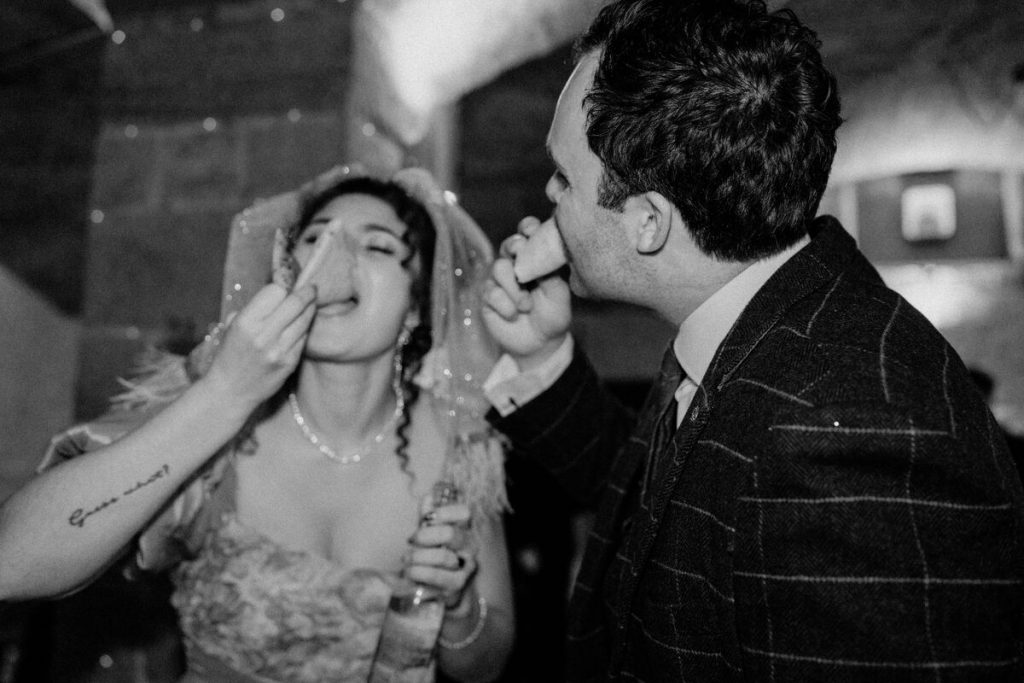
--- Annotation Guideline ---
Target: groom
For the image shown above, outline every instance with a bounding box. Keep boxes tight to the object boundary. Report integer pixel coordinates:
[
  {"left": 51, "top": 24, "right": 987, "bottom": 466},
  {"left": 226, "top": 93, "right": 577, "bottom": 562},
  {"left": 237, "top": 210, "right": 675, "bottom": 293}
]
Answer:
[{"left": 481, "top": 0, "right": 1024, "bottom": 681}]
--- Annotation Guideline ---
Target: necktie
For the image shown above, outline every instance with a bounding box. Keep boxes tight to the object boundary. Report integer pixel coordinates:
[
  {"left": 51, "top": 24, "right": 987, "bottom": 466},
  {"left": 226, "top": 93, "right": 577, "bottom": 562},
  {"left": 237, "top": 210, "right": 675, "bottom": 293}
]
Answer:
[{"left": 643, "top": 346, "right": 685, "bottom": 502}]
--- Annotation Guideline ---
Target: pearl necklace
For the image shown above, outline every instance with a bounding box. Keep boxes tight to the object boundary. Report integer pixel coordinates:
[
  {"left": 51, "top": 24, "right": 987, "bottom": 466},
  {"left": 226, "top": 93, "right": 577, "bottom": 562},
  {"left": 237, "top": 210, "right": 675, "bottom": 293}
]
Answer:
[{"left": 288, "top": 392, "right": 401, "bottom": 465}]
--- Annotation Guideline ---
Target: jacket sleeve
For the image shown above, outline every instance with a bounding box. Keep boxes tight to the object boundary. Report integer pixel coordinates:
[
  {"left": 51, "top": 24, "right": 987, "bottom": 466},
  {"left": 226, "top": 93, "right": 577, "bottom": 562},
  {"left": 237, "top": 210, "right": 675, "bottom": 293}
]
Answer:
[{"left": 489, "top": 348, "right": 638, "bottom": 507}]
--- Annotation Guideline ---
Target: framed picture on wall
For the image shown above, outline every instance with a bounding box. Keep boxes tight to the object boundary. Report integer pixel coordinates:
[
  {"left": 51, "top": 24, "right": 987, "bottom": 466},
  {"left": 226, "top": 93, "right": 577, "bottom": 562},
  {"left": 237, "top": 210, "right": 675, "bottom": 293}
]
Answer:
[{"left": 901, "top": 183, "right": 956, "bottom": 242}]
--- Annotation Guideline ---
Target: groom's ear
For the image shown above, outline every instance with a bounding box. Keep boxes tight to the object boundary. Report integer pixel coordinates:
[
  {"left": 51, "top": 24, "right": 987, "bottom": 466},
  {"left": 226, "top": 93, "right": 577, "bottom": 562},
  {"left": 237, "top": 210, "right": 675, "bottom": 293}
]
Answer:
[{"left": 626, "top": 191, "right": 676, "bottom": 255}]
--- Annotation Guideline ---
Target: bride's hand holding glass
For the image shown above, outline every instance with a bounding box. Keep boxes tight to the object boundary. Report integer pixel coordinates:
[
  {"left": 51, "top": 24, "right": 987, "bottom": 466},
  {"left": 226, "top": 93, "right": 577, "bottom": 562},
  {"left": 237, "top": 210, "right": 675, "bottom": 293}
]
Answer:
[{"left": 403, "top": 495, "right": 477, "bottom": 612}]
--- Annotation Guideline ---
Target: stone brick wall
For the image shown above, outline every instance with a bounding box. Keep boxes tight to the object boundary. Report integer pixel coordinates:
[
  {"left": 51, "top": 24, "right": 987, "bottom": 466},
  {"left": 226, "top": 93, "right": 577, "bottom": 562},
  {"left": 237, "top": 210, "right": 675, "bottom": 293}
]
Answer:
[
  {"left": 78, "top": 0, "right": 356, "bottom": 420},
  {"left": 458, "top": 47, "right": 572, "bottom": 243},
  {"left": 79, "top": 111, "right": 350, "bottom": 418}
]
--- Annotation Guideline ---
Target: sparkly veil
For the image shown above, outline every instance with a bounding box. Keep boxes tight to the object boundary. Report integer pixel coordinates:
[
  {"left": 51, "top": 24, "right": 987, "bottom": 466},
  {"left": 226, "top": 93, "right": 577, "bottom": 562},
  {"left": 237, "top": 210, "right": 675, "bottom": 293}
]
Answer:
[
  {"left": 392, "top": 167, "right": 507, "bottom": 519},
  {"left": 115, "top": 164, "right": 507, "bottom": 519}
]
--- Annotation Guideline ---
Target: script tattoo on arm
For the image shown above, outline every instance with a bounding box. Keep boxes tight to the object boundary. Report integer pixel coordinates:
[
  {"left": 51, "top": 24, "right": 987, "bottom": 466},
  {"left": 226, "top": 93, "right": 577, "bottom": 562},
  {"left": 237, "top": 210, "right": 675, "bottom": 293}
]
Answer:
[{"left": 67, "top": 464, "right": 171, "bottom": 529}]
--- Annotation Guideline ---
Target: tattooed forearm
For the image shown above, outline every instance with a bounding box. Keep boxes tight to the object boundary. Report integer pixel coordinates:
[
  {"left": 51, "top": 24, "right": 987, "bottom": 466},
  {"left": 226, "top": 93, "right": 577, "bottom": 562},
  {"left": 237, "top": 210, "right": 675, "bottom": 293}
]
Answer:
[
  {"left": 68, "top": 496, "right": 119, "bottom": 528},
  {"left": 122, "top": 463, "right": 171, "bottom": 496},
  {"left": 67, "top": 464, "right": 171, "bottom": 528}
]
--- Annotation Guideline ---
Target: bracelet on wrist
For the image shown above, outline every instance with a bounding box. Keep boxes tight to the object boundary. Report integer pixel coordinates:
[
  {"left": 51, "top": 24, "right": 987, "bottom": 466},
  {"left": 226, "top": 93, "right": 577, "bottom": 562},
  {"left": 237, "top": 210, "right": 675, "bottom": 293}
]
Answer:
[{"left": 438, "top": 596, "right": 487, "bottom": 650}]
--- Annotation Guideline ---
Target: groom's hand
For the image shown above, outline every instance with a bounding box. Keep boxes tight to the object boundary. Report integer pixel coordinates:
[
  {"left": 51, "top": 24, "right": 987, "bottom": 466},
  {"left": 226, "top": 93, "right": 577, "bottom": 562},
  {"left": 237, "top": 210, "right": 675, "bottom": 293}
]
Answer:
[{"left": 481, "top": 217, "right": 572, "bottom": 371}]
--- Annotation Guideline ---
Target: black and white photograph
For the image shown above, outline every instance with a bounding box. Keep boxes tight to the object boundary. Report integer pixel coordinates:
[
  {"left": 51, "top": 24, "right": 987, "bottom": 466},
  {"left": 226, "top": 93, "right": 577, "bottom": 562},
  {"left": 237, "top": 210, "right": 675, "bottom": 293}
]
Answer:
[{"left": 2, "top": 1, "right": 1024, "bottom": 681}]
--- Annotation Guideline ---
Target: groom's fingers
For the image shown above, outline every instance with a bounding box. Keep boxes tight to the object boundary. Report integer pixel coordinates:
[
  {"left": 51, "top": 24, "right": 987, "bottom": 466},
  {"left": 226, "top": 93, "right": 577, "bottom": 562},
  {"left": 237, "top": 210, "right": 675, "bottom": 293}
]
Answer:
[
  {"left": 499, "top": 233, "right": 527, "bottom": 260},
  {"left": 483, "top": 277, "right": 519, "bottom": 320},
  {"left": 491, "top": 258, "right": 532, "bottom": 314},
  {"left": 516, "top": 215, "right": 542, "bottom": 238}
]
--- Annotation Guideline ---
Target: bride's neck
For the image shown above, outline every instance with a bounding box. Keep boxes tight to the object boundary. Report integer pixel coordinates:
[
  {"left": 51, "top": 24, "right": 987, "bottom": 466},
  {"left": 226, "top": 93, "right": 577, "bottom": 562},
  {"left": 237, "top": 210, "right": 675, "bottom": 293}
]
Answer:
[{"left": 288, "top": 356, "right": 401, "bottom": 442}]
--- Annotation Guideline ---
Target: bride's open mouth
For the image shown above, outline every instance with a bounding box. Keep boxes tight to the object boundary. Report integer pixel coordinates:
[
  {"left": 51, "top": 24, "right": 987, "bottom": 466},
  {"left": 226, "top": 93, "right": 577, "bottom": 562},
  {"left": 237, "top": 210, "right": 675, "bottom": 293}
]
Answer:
[{"left": 316, "top": 297, "right": 358, "bottom": 316}]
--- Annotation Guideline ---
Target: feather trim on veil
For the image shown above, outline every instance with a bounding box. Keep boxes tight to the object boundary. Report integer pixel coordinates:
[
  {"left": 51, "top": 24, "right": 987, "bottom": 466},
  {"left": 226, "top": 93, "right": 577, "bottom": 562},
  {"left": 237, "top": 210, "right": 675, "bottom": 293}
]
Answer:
[{"left": 110, "top": 347, "right": 193, "bottom": 413}]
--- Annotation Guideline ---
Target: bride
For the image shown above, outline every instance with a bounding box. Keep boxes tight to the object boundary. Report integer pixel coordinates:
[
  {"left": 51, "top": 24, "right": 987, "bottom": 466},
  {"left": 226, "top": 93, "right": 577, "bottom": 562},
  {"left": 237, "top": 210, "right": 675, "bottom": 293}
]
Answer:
[{"left": 0, "top": 165, "right": 514, "bottom": 682}]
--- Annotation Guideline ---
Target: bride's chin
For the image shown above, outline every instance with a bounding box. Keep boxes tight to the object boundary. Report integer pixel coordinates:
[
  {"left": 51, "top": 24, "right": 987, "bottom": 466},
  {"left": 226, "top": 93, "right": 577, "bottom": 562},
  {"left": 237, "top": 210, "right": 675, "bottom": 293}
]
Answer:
[
  {"left": 302, "top": 330, "right": 352, "bottom": 359},
  {"left": 301, "top": 346, "right": 351, "bottom": 364}
]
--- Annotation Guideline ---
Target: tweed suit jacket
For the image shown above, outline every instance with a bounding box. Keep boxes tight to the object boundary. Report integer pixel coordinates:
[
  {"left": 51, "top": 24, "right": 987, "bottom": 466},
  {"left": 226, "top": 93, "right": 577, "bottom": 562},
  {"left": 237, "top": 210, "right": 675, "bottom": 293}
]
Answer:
[{"left": 492, "top": 218, "right": 1024, "bottom": 682}]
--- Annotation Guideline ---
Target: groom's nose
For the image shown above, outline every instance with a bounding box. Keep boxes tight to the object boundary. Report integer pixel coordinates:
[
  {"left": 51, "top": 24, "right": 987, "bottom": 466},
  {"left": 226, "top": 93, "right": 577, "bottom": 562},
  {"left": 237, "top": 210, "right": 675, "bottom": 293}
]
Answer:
[{"left": 545, "top": 172, "right": 563, "bottom": 205}]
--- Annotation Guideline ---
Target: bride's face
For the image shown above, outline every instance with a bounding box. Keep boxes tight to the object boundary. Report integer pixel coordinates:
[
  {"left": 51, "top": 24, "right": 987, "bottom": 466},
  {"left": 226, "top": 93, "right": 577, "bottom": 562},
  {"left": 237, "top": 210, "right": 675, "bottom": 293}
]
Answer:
[{"left": 292, "top": 192, "right": 418, "bottom": 362}]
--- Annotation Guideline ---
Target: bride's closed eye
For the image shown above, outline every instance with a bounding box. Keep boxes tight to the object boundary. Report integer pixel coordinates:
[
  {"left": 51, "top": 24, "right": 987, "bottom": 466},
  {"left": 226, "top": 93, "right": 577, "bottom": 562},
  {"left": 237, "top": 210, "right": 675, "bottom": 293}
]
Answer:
[
  {"left": 364, "top": 237, "right": 397, "bottom": 255},
  {"left": 361, "top": 229, "right": 408, "bottom": 258}
]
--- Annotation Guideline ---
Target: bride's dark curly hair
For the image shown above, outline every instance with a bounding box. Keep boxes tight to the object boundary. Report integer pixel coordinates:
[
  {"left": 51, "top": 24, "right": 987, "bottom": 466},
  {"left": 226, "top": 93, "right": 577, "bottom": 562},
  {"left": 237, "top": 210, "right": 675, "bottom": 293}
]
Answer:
[{"left": 247, "top": 176, "right": 436, "bottom": 477}]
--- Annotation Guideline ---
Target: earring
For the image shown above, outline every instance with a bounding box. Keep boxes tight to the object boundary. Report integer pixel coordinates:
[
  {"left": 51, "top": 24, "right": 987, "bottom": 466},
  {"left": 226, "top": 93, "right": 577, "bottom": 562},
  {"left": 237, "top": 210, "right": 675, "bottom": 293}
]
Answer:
[{"left": 396, "top": 324, "right": 412, "bottom": 351}]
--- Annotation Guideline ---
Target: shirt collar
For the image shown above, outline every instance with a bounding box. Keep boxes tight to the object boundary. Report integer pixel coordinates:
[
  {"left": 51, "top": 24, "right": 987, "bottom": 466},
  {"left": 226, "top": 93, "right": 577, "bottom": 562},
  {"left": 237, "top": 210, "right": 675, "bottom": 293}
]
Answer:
[{"left": 674, "top": 236, "right": 810, "bottom": 384}]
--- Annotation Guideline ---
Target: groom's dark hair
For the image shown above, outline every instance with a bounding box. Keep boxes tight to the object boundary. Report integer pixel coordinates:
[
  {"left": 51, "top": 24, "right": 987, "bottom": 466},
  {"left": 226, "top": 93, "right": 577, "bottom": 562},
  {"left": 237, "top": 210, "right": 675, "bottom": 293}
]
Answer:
[{"left": 576, "top": 0, "right": 842, "bottom": 261}]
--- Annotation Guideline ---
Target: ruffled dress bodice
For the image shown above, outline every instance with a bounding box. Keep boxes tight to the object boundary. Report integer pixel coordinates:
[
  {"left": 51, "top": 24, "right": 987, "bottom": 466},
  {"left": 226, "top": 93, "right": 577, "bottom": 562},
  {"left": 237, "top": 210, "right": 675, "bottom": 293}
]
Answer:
[{"left": 171, "top": 509, "right": 395, "bottom": 683}]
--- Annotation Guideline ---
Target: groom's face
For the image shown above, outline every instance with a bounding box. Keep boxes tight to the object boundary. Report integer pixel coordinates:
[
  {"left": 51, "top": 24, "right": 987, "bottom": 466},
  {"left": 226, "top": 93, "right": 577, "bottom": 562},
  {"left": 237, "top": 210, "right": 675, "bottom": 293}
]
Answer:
[{"left": 544, "top": 51, "right": 633, "bottom": 302}]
